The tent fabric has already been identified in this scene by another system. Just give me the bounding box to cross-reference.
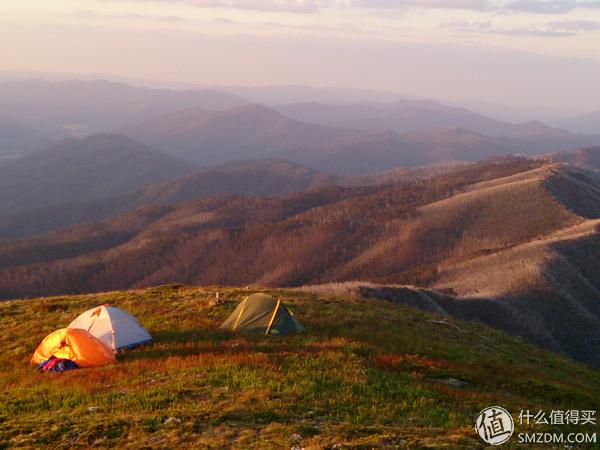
[31,328,116,368]
[68,304,152,352]
[220,293,304,335]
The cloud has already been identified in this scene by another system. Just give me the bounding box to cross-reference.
[503,0,577,14]
[503,0,578,14]
[211,0,319,13]
[442,19,577,36]
[441,10,600,36]
[73,9,187,22]
[443,19,494,29]
[98,0,600,14]
[262,20,375,36]
[353,0,491,10]
[490,27,575,35]
[548,19,600,30]
[99,0,320,13]
[502,0,600,14]
[353,0,600,13]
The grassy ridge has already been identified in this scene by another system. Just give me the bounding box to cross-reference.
[1,285,599,448]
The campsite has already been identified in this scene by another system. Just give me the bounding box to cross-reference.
[1,284,599,448]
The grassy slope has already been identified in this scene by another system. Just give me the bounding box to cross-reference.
[1,285,599,449]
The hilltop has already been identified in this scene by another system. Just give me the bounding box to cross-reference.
[544,146,600,170]
[1,285,599,448]
[0,134,193,216]
[122,105,352,166]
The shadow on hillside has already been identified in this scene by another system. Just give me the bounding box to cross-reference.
[118,328,229,361]
[359,241,600,369]
[118,328,340,362]
[152,327,228,344]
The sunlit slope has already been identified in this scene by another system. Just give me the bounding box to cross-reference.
[335,164,599,280]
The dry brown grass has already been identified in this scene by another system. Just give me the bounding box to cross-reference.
[333,163,586,283]
[434,218,600,297]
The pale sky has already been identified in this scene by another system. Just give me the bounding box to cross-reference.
[1,0,600,112]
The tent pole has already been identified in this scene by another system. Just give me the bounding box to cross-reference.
[232,297,249,331]
[265,299,281,336]
[87,306,102,332]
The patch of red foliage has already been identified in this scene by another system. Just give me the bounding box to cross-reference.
[376,353,459,372]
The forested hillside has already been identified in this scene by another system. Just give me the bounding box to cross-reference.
[5,157,600,366]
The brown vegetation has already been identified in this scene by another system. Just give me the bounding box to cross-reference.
[3,157,600,365]
[0,157,542,297]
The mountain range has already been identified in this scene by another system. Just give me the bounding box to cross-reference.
[212,84,418,105]
[122,104,600,173]
[274,99,517,136]
[0,135,349,238]
[3,156,600,367]
[0,79,247,144]
[555,110,600,135]
[2,79,599,165]
[2,132,600,239]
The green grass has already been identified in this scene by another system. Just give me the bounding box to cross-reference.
[1,284,599,448]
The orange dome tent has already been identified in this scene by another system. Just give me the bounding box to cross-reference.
[31,328,116,368]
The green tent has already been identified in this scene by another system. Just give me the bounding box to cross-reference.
[220,293,304,335]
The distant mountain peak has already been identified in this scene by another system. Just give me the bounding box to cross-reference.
[0,133,193,216]
[230,103,281,114]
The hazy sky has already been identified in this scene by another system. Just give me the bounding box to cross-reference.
[1,0,599,112]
